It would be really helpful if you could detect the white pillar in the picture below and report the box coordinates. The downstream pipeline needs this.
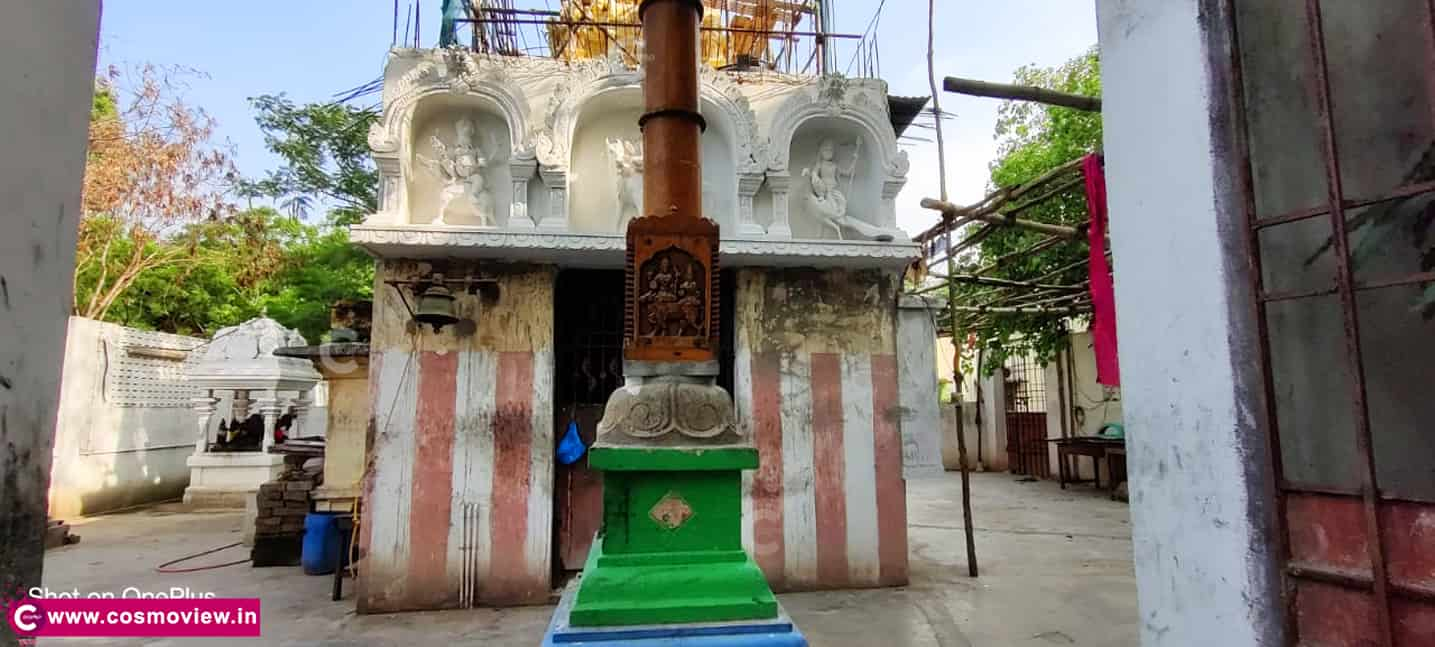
[256,389,283,452]
[736,173,766,237]
[292,389,314,439]
[0,0,102,602]
[1097,1,1282,645]
[373,155,404,224]
[765,172,792,238]
[537,165,568,230]
[191,390,221,454]
[508,154,538,229]
[880,177,906,232]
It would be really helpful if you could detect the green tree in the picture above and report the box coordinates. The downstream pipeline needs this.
[245,95,379,226]
[95,206,373,342]
[76,65,236,321]
[73,72,376,342]
[242,95,379,339]
[957,46,1101,374]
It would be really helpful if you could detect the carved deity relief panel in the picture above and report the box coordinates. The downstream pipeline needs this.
[407,106,514,227]
[624,217,721,362]
[636,247,706,338]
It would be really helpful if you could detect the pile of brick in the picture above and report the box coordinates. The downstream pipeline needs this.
[251,459,321,567]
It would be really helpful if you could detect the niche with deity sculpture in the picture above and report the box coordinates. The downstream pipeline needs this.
[784,119,893,241]
[406,103,515,227]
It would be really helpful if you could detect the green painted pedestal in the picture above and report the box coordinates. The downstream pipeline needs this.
[568,446,778,627]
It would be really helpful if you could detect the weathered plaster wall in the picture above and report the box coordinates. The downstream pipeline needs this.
[1067,330,1124,438]
[49,317,204,518]
[1097,1,1282,645]
[934,337,1006,472]
[895,296,942,479]
[732,267,908,592]
[313,356,370,509]
[359,260,556,612]
[1040,331,1122,480]
[0,1,101,627]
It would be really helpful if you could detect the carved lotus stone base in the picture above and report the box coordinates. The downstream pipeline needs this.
[595,373,741,447]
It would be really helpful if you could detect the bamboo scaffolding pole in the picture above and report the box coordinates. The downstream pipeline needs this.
[952,304,1092,315]
[926,0,977,580]
[948,224,998,258]
[916,157,1086,243]
[974,235,1069,276]
[1003,291,1091,310]
[919,199,1082,238]
[1001,176,1086,217]
[931,273,1086,292]
[1027,253,1090,285]
[943,76,1102,113]
[976,282,1089,309]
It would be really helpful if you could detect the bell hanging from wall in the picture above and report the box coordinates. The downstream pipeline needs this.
[414,275,459,331]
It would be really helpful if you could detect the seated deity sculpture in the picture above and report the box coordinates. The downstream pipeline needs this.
[420,117,494,226]
[801,138,894,241]
[638,254,705,337]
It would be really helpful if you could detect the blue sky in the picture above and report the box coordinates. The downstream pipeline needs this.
[99,1,1096,234]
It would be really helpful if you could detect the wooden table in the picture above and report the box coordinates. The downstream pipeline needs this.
[1050,436,1125,492]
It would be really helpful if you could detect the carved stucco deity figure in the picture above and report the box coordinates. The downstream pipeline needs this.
[420,117,495,226]
[606,137,644,232]
[801,138,894,241]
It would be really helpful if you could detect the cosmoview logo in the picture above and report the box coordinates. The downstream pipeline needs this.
[10,602,42,633]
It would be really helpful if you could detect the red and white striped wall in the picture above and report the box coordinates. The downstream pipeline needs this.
[736,350,909,591]
[359,349,554,612]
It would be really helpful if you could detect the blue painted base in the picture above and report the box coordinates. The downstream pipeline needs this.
[543,577,808,646]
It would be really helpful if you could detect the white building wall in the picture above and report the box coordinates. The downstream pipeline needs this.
[49,317,330,518]
[1097,1,1283,645]
[49,318,203,518]
[896,296,943,479]
[0,0,102,606]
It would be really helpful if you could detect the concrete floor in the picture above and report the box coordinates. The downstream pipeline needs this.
[41,472,1137,646]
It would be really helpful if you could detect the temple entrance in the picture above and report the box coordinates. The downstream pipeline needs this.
[551,267,735,575]
[552,269,624,576]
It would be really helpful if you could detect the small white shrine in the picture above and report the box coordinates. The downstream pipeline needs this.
[182,318,321,507]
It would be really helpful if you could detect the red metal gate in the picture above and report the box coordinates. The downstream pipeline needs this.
[1226,1,1435,643]
[1003,356,1050,479]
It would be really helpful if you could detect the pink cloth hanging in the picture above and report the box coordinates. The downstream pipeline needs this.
[1082,154,1120,387]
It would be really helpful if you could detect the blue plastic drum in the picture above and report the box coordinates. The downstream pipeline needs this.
[302,512,342,575]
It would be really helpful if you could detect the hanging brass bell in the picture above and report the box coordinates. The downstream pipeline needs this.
[414,276,459,331]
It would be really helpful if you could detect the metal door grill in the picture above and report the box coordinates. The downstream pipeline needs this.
[1227,1,1435,644]
[1003,355,1049,479]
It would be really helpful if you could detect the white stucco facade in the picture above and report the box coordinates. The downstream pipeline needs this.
[350,50,918,269]
[0,0,102,601]
[1097,1,1282,645]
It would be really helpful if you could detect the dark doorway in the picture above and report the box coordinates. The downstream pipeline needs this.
[551,268,736,574]
[552,270,624,575]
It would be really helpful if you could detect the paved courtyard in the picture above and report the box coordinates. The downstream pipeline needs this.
[41,471,1137,646]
